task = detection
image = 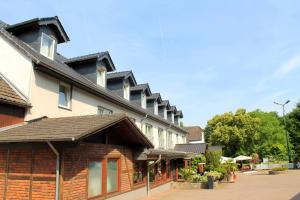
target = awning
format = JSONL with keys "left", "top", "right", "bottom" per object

{"left": 145, "top": 148, "right": 197, "bottom": 160}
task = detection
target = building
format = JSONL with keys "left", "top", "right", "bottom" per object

{"left": 186, "top": 126, "right": 205, "bottom": 144}
{"left": 0, "top": 16, "right": 193, "bottom": 199}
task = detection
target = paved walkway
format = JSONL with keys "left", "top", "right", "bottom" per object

{"left": 144, "top": 170, "right": 300, "bottom": 200}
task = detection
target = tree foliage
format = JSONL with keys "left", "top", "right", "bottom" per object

{"left": 286, "top": 102, "right": 300, "bottom": 162}
{"left": 205, "top": 108, "right": 288, "bottom": 160}
{"left": 249, "top": 110, "right": 287, "bottom": 160}
{"left": 206, "top": 108, "right": 260, "bottom": 157}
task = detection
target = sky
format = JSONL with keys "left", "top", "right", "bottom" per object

{"left": 1, "top": 1, "right": 299, "bottom": 127}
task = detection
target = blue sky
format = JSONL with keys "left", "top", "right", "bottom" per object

{"left": 1, "top": 1, "right": 299, "bottom": 127}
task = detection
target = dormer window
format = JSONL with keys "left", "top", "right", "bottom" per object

{"left": 154, "top": 100, "right": 158, "bottom": 115}
{"left": 97, "top": 67, "right": 106, "bottom": 87}
{"left": 141, "top": 93, "right": 147, "bottom": 109}
{"left": 124, "top": 83, "right": 130, "bottom": 100}
{"left": 40, "top": 33, "right": 55, "bottom": 59}
{"left": 164, "top": 108, "right": 167, "bottom": 120}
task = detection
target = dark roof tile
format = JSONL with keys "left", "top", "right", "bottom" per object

{"left": 0, "top": 113, "right": 153, "bottom": 147}
{"left": 174, "top": 143, "right": 207, "bottom": 154}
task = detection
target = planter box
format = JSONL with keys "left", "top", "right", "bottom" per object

{"left": 171, "top": 181, "right": 219, "bottom": 190}
{"left": 269, "top": 170, "right": 287, "bottom": 175}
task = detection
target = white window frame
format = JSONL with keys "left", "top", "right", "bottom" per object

{"left": 124, "top": 83, "right": 130, "bottom": 100}
{"left": 167, "top": 131, "right": 173, "bottom": 149}
{"left": 154, "top": 100, "right": 158, "bottom": 115}
{"left": 97, "top": 67, "right": 107, "bottom": 87}
{"left": 141, "top": 92, "right": 147, "bottom": 109}
{"left": 158, "top": 128, "right": 164, "bottom": 149}
{"left": 40, "top": 33, "right": 56, "bottom": 59}
{"left": 145, "top": 123, "right": 153, "bottom": 143}
{"left": 58, "top": 82, "right": 71, "bottom": 109}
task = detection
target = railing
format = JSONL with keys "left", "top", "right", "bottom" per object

{"left": 255, "top": 163, "right": 298, "bottom": 170}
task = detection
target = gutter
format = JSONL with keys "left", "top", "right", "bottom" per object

{"left": 146, "top": 154, "right": 161, "bottom": 197}
{"left": 47, "top": 142, "right": 60, "bottom": 200}
{"left": 33, "top": 63, "right": 186, "bottom": 134}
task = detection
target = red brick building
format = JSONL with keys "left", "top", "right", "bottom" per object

{"left": 0, "top": 114, "right": 155, "bottom": 200}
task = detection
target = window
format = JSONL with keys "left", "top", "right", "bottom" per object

{"left": 158, "top": 128, "right": 164, "bottom": 149}
{"left": 88, "top": 161, "right": 102, "bottom": 198}
{"left": 154, "top": 100, "right": 158, "bottom": 115}
{"left": 107, "top": 159, "right": 119, "bottom": 193}
{"left": 141, "top": 93, "right": 146, "bottom": 109}
{"left": 145, "top": 124, "right": 153, "bottom": 142}
{"left": 58, "top": 82, "right": 71, "bottom": 109}
{"left": 176, "top": 134, "right": 179, "bottom": 144}
{"left": 97, "top": 67, "right": 106, "bottom": 87}
{"left": 164, "top": 108, "right": 168, "bottom": 120}
{"left": 133, "top": 161, "right": 145, "bottom": 185}
{"left": 124, "top": 83, "right": 130, "bottom": 100}
{"left": 97, "top": 106, "right": 113, "bottom": 115}
{"left": 167, "top": 131, "right": 173, "bottom": 149}
{"left": 40, "top": 33, "right": 55, "bottom": 59}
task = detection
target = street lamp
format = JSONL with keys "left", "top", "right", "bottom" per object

{"left": 274, "top": 100, "right": 291, "bottom": 163}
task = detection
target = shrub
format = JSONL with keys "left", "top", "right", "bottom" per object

{"left": 178, "top": 168, "right": 196, "bottom": 180}
{"left": 214, "top": 166, "right": 227, "bottom": 180}
{"left": 204, "top": 164, "right": 214, "bottom": 171}
{"left": 206, "top": 171, "right": 222, "bottom": 181}
{"left": 190, "top": 174, "right": 208, "bottom": 183}
{"left": 272, "top": 167, "right": 288, "bottom": 171}
{"left": 191, "top": 154, "right": 206, "bottom": 171}
{"left": 205, "top": 150, "right": 222, "bottom": 169}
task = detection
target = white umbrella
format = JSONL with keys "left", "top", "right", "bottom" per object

{"left": 234, "top": 155, "right": 252, "bottom": 161}
{"left": 221, "top": 156, "right": 235, "bottom": 163}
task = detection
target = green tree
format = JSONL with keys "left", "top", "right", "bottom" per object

{"left": 286, "top": 102, "right": 300, "bottom": 162}
{"left": 249, "top": 110, "right": 287, "bottom": 160}
{"left": 206, "top": 108, "right": 260, "bottom": 157}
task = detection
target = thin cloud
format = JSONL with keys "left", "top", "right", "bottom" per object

{"left": 273, "top": 54, "right": 300, "bottom": 79}
{"left": 256, "top": 53, "right": 300, "bottom": 92}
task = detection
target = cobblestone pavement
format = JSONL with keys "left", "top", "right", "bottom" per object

{"left": 144, "top": 170, "right": 300, "bottom": 200}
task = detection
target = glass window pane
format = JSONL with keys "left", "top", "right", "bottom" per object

{"left": 41, "top": 34, "right": 54, "bottom": 59}
{"left": 59, "top": 85, "right": 67, "bottom": 106}
{"left": 88, "top": 161, "right": 102, "bottom": 197}
{"left": 107, "top": 160, "right": 118, "bottom": 193}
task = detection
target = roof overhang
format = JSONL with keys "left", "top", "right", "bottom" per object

{"left": 145, "top": 148, "right": 196, "bottom": 160}
{"left": 0, "top": 113, "right": 154, "bottom": 148}
{"left": 131, "top": 84, "right": 151, "bottom": 96}
{"left": 65, "top": 52, "right": 116, "bottom": 72}
{"left": 6, "top": 16, "right": 69, "bottom": 43}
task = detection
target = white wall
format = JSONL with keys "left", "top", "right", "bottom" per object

{"left": 27, "top": 71, "right": 186, "bottom": 149}
{"left": 0, "top": 36, "right": 187, "bottom": 150}
{"left": 0, "top": 36, "right": 33, "bottom": 98}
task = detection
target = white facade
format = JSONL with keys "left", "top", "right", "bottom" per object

{"left": 0, "top": 34, "right": 186, "bottom": 150}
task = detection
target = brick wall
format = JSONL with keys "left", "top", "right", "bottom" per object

{"left": 0, "top": 146, "right": 56, "bottom": 200}
{"left": 0, "top": 103, "right": 25, "bottom": 128}
{"left": 0, "top": 143, "right": 140, "bottom": 200}
{"left": 62, "top": 143, "right": 135, "bottom": 200}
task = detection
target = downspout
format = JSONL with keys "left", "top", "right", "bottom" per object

{"left": 47, "top": 142, "right": 60, "bottom": 200}
{"left": 147, "top": 154, "right": 161, "bottom": 197}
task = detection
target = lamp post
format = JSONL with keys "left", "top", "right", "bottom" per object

{"left": 274, "top": 100, "right": 291, "bottom": 163}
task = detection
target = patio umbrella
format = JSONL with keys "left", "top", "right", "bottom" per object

{"left": 234, "top": 155, "right": 252, "bottom": 161}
